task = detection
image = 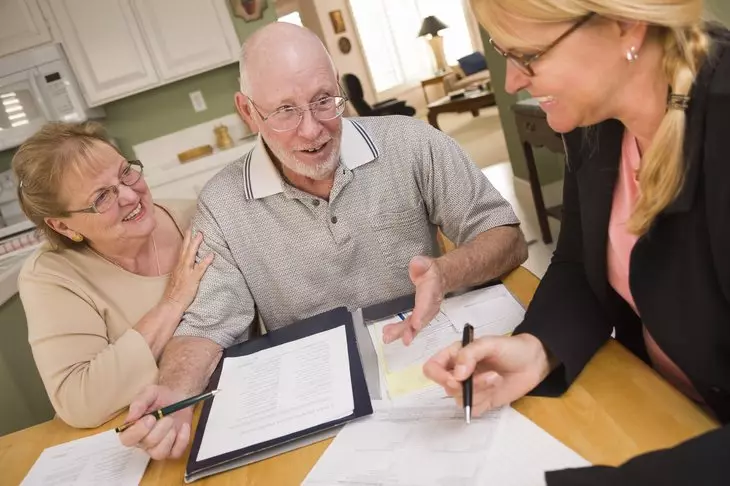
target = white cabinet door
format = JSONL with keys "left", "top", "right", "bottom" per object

{"left": 0, "top": 0, "right": 52, "bottom": 57}
{"left": 47, "top": 0, "right": 159, "bottom": 106}
{"left": 132, "top": 0, "right": 239, "bottom": 82}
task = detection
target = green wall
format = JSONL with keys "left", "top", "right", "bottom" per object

{"left": 707, "top": 0, "right": 730, "bottom": 24}
{"left": 0, "top": 1, "right": 276, "bottom": 169}
{"left": 480, "top": 29, "right": 565, "bottom": 184}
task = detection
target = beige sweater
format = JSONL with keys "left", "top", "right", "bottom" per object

{"left": 18, "top": 200, "right": 196, "bottom": 428}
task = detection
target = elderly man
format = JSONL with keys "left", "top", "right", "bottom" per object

{"left": 120, "top": 22, "right": 526, "bottom": 458}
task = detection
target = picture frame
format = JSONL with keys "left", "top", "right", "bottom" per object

{"left": 230, "top": 0, "right": 268, "bottom": 22}
{"left": 329, "top": 10, "right": 346, "bottom": 34}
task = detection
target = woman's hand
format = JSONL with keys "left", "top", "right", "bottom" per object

{"left": 164, "top": 229, "right": 214, "bottom": 313}
{"left": 423, "top": 333, "right": 554, "bottom": 416}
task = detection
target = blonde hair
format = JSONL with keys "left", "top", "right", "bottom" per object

{"left": 11, "top": 121, "right": 120, "bottom": 249}
{"left": 470, "top": 0, "right": 710, "bottom": 234}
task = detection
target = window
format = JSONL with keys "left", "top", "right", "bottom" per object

{"left": 349, "top": 0, "right": 475, "bottom": 92}
{"left": 278, "top": 11, "right": 303, "bottom": 27}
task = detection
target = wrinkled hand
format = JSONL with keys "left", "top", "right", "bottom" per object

{"left": 423, "top": 334, "right": 553, "bottom": 416}
{"left": 164, "top": 228, "right": 214, "bottom": 312}
{"left": 118, "top": 385, "right": 193, "bottom": 460}
{"left": 383, "top": 256, "right": 445, "bottom": 346}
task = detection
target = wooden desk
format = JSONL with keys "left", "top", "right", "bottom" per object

{"left": 420, "top": 72, "right": 448, "bottom": 104}
{"left": 512, "top": 99, "right": 566, "bottom": 244}
{"left": 0, "top": 267, "right": 718, "bottom": 485}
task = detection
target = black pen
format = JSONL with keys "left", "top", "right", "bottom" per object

{"left": 115, "top": 389, "right": 221, "bottom": 433}
{"left": 462, "top": 323, "right": 474, "bottom": 424}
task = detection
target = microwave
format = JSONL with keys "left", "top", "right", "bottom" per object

{"left": 0, "top": 43, "right": 104, "bottom": 151}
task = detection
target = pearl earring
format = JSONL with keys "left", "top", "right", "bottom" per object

{"left": 626, "top": 46, "right": 639, "bottom": 62}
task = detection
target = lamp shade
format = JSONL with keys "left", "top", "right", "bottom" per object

{"left": 417, "top": 15, "right": 448, "bottom": 37}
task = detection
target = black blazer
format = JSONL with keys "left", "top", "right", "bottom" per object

{"left": 515, "top": 26, "right": 730, "bottom": 485}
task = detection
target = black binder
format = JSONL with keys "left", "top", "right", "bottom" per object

{"left": 184, "top": 307, "right": 373, "bottom": 483}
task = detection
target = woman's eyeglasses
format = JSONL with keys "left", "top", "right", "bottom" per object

{"left": 66, "top": 160, "right": 144, "bottom": 215}
{"left": 490, "top": 12, "right": 596, "bottom": 77}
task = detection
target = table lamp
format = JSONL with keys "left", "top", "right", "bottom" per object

{"left": 418, "top": 15, "right": 449, "bottom": 74}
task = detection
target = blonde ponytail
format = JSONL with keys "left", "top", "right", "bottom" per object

{"left": 627, "top": 26, "right": 709, "bottom": 234}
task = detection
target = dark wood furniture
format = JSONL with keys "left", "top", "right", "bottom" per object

{"left": 512, "top": 99, "right": 566, "bottom": 244}
{"left": 427, "top": 90, "right": 497, "bottom": 130}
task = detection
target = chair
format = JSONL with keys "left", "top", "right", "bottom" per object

{"left": 443, "top": 52, "right": 491, "bottom": 93}
{"left": 342, "top": 74, "right": 416, "bottom": 117}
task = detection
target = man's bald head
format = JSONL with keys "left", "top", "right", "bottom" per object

{"left": 239, "top": 23, "right": 337, "bottom": 98}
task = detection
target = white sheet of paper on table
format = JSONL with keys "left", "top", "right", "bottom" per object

{"left": 441, "top": 284, "right": 526, "bottom": 335}
{"left": 196, "top": 325, "right": 354, "bottom": 461}
{"left": 20, "top": 430, "right": 150, "bottom": 486}
{"left": 303, "top": 402, "right": 503, "bottom": 486}
{"left": 304, "top": 404, "right": 591, "bottom": 486}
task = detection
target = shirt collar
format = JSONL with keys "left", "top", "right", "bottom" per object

{"left": 243, "top": 118, "right": 379, "bottom": 200}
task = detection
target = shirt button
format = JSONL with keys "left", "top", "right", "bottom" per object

{"left": 331, "top": 216, "right": 338, "bottom": 224}
{"left": 312, "top": 199, "right": 320, "bottom": 206}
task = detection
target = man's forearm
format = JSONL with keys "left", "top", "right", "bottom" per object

{"left": 436, "top": 226, "right": 528, "bottom": 293}
{"left": 158, "top": 336, "right": 223, "bottom": 396}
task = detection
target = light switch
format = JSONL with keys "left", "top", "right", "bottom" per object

{"left": 189, "top": 91, "right": 207, "bottom": 112}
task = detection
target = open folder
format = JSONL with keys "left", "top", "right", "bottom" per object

{"left": 184, "top": 307, "right": 373, "bottom": 483}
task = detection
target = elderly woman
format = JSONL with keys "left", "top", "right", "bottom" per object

{"left": 12, "top": 122, "right": 213, "bottom": 428}
{"left": 425, "top": 0, "right": 730, "bottom": 483}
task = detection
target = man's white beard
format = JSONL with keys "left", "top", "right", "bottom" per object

{"left": 268, "top": 139, "right": 341, "bottom": 180}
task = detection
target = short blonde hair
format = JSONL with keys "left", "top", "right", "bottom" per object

{"left": 470, "top": 0, "right": 709, "bottom": 235}
{"left": 12, "top": 121, "right": 121, "bottom": 249}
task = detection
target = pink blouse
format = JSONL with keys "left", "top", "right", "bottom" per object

{"left": 606, "top": 130, "right": 704, "bottom": 402}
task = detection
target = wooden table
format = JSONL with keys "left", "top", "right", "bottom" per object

{"left": 512, "top": 99, "right": 566, "bottom": 244}
{"left": 427, "top": 90, "right": 497, "bottom": 130}
{"left": 420, "top": 72, "right": 449, "bottom": 104}
{"left": 0, "top": 267, "right": 719, "bottom": 485}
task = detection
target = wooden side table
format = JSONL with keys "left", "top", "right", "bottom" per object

{"left": 511, "top": 99, "right": 566, "bottom": 244}
{"left": 420, "top": 72, "right": 448, "bottom": 104}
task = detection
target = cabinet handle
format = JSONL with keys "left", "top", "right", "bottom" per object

{"left": 526, "top": 122, "right": 536, "bottom": 132}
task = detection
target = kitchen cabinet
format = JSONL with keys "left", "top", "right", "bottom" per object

{"left": 132, "top": 0, "right": 239, "bottom": 82}
{"left": 46, "top": 0, "right": 159, "bottom": 106}
{"left": 0, "top": 0, "right": 52, "bottom": 57}
{"left": 43, "top": 0, "right": 239, "bottom": 106}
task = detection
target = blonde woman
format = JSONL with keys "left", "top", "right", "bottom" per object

{"left": 425, "top": 0, "right": 730, "bottom": 482}
{"left": 13, "top": 122, "right": 213, "bottom": 428}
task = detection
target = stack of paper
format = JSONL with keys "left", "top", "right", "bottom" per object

{"left": 196, "top": 326, "right": 354, "bottom": 461}
{"left": 368, "top": 284, "right": 526, "bottom": 399}
{"left": 21, "top": 430, "right": 149, "bottom": 486}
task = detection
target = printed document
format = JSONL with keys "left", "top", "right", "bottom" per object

{"left": 304, "top": 404, "right": 590, "bottom": 486}
{"left": 196, "top": 326, "right": 354, "bottom": 461}
{"left": 20, "top": 430, "right": 149, "bottom": 486}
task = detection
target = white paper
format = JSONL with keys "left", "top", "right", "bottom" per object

{"left": 380, "top": 310, "right": 458, "bottom": 373}
{"left": 304, "top": 402, "right": 502, "bottom": 486}
{"left": 304, "top": 405, "right": 591, "bottom": 486}
{"left": 21, "top": 430, "right": 149, "bottom": 486}
{"left": 483, "top": 407, "right": 591, "bottom": 485}
{"left": 441, "top": 284, "right": 525, "bottom": 335}
{"left": 374, "top": 285, "right": 525, "bottom": 377}
{"left": 196, "top": 326, "right": 354, "bottom": 461}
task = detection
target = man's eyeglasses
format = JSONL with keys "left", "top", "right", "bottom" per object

{"left": 489, "top": 12, "right": 595, "bottom": 77}
{"left": 66, "top": 160, "right": 144, "bottom": 215}
{"left": 248, "top": 92, "right": 349, "bottom": 132}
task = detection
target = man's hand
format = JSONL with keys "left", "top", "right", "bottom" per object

{"left": 118, "top": 385, "right": 193, "bottom": 460}
{"left": 383, "top": 255, "right": 445, "bottom": 345}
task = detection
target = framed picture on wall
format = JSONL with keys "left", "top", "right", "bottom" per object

{"left": 230, "top": 0, "right": 268, "bottom": 22}
{"left": 329, "top": 10, "right": 346, "bottom": 34}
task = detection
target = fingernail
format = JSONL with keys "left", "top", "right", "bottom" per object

{"left": 455, "top": 365, "right": 467, "bottom": 377}
{"left": 143, "top": 415, "right": 156, "bottom": 428}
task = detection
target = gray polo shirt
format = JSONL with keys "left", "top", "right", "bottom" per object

{"left": 177, "top": 116, "right": 520, "bottom": 347}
